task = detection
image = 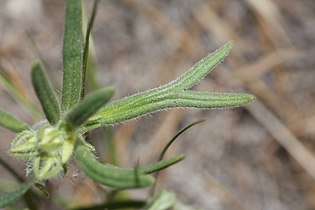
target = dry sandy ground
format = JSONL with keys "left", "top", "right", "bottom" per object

{"left": 1, "top": 0, "right": 315, "bottom": 209}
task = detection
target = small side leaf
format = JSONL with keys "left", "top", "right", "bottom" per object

{"left": 0, "top": 183, "right": 32, "bottom": 208}
{"left": 64, "top": 87, "right": 114, "bottom": 130}
{"left": 31, "top": 59, "right": 60, "bottom": 125}
{"left": 0, "top": 108, "right": 29, "bottom": 132}
{"left": 139, "top": 155, "right": 184, "bottom": 174}
{"left": 75, "top": 145, "right": 154, "bottom": 189}
{"left": 61, "top": 0, "right": 83, "bottom": 112}
{"left": 169, "top": 41, "right": 233, "bottom": 90}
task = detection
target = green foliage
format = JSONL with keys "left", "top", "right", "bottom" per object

{"left": 0, "top": 109, "right": 29, "bottom": 133}
{"left": 75, "top": 144, "right": 185, "bottom": 189}
{"left": 63, "top": 87, "right": 114, "bottom": 130}
{"left": 61, "top": 0, "right": 83, "bottom": 112}
{"left": 0, "top": 183, "right": 32, "bottom": 208}
{"left": 31, "top": 59, "right": 60, "bottom": 125}
{"left": 0, "top": 0, "right": 254, "bottom": 209}
{"left": 139, "top": 155, "right": 185, "bottom": 174}
{"left": 75, "top": 145, "right": 155, "bottom": 189}
{"left": 0, "top": 69, "right": 42, "bottom": 119}
{"left": 85, "top": 42, "right": 254, "bottom": 130}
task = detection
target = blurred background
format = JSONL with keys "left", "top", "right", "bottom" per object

{"left": 1, "top": 0, "right": 315, "bottom": 209}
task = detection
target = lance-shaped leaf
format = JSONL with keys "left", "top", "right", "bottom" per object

{"left": 0, "top": 183, "right": 32, "bottom": 208}
{"left": 0, "top": 108, "right": 29, "bottom": 132}
{"left": 75, "top": 145, "right": 154, "bottom": 189}
{"left": 31, "top": 59, "right": 60, "bottom": 125}
{"left": 85, "top": 42, "right": 254, "bottom": 131}
{"left": 64, "top": 87, "right": 114, "bottom": 130}
{"left": 139, "top": 155, "right": 184, "bottom": 174}
{"left": 159, "top": 120, "right": 204, "bottom": 161}
{"left": 0, "top": 69, "right": 42, "bottom": 119}
{"left": 168, "top": 41, "right": 232, "bottom": 91}
{"left": 81, "top": 0, "right": 100, "bottom": 97}
{"left": 61, "top": 0, "right": 83, "bottom": 112}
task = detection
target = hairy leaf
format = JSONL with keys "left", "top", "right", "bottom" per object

{"left": 75, "top": 145, "right": 154, "bottom": 189}
{"left": 61, "top": 0, "right": 83, "bottom": 112}
{"left": 85, "top": 42, "right": 254, "bottom": 131}
{"left": 31, "top": 59, "right": 60, "bottom": 124}
{"left": 64, "top": 87, "right": 114, "bottom": 130}
{"left": 0, "top": 108, "right": 29, "bottom": 132}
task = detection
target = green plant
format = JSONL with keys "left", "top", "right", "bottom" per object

{"left": 0, "top": 0, "right": 254, "bottom": 209}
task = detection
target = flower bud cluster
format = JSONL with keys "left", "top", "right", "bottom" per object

{"left": 10, "top": 123, "right": 76, "bottom": 180}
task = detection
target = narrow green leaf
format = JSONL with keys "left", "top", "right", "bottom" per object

{"left": 61, "top": 0, "right": 83, "bottom": 112}
{"left": 168, "top": 91, "right": 255, "bottom": 109}
{"left": 31, "top": 59, "right": 60, "bottom": 125}
{"left": 159, "top": 120, "right": 204, "bottom": 160}
{"left": 139, "top": 155, "right": 184, "bottom": 174}
{"left": 75, "top": 145, "right": 154, "bottom": 189}
{"left": 0, "top": 108, "right": 29, "bottom": 132}
{"left": 85, "top": 42, "right": 254, "bottom": 131}
{"left": 64, "top": 87, "right": 114, "bottom": 130}
{"left": 84, "top": 92, "right": 253, "bottom": 130}
{"left": 0, "top": 69, "right": 42, "bottom": 119}
{"left": 0, "top": 183, "right": 32, "bottom": 208}
{"left": 150, "top": 121, "right": 204, "bottom": 193}
{"left": 168, "top": 41, "right": 233, "bottom": 91}
{"left": 81, "top": 0, "right": 100, "bottom": 97}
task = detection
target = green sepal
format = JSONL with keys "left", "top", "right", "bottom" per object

{"left": 37, "top": 126, "right": 63, "bottom": 154}
{"left": 0, "top": 108, "right": 29, "bottom": 133}
{"left": 64, "top": 87, "right": 114, "bottom": 130}
{"left": 10, "top": 130, "right": 37, "bottom": 159}
{"left": 75, "top": 145, "right": 154, "bottom": 189}
{"left": 61, "top": 0, "right": 83, "bottom": 112}
{"left": 0, "top": 183, "right": 32, "bottom": 208}
{"left": 61, "top": 132, "right": 77, "bottom": 164}
{"left": 32, "top": 155, "right": 62, "bottom": 180}
{"left": 31, "top": 59, "right": 60, "bottom": 125}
